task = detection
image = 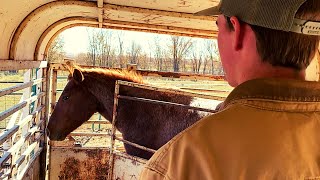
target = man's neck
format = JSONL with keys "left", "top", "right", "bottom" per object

{"left": 238, "top": 63, "right": 306, "bottom": 86}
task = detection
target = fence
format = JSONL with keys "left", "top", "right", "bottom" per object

{"left": 0, "top": 60, "right": 48, "bottom": 179}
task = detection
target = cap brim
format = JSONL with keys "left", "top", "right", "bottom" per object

{"left": 194, "top": 6, "right": 221, "bottom": 16}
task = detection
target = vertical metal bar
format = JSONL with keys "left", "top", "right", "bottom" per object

{"left": 50, "top": 70, "right": 57, "bottom": 112}
{"left": 40, "top": 67, "right": 50, "bottom": 180}
{"left": 108, "top": 80, "right": 120, "bottom": 180}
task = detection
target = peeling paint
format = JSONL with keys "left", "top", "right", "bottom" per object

{"left": 50, "top": 148, "right": 146, "bottom": 180}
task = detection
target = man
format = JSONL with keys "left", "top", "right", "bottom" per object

{"left": 140, "top": 0, "right": 320, "bottom": 179}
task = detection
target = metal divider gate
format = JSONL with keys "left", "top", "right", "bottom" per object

{"left": 0, "top": 60, "right": 49, "bottom": 179}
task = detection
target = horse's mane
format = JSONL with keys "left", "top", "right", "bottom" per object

{"left": 64, "top": 61, "right": 144, "bottom": 84}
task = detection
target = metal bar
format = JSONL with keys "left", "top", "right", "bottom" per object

{"left": 0, "top": 122, "right": 43, "bottom": 168}
{"left": 179, "top": 87, "right": 231, "bottom": 93}
{"left": 0, "top": 78, "right": 44, "bottom": 97}
{"left": 0, "top": 132, "right": 32, "bottom": 167}
{"left": 0, "top": 60, "right": 47, "bottom": 71}
{"left": 18, "top": 106, "right": 44, "bottom": 129}
{"left": 84, "top": 120, "right": 109, "bottom": 124}
{"left": 70, "top": 132, "right": 110, "bottom": 136}
{"left": 40, "top": 67, "right": 50, "bottom": 180}
{"left": 0, "top": 92, "right": 45, "bottom": 122}
{"left": 0, "top": 125, "right": 19, "bottom": 145}
{"left": 0, "top": 106, "right": 44, "bottom": 152}
{"left": 108, "top": 81, "right": 120, "bottom": 180}
{"left": 16, "top": 146, "right": 43, "bottom": 179}
{"left": 114, "top": 136, "right": 156, "bottom": 153}
{"left": 0, "top": 171, "right": 11, "bottom": 179}
{"left": 0, "top": 102, "right": 27, "bottom": 122}
{"left": 118, "top": 80, "right": 225, "bottom": 101}
{"left": 119, "top": 95, "right": 217, "bottom": 113}
{"left": 50, "top": 70, "right": 57, "bottom": 111}
{"left": 0, "top": 81, "right": 23, "bottom": 83}
{"left": 15, "top": 155, "right": 25, "bottom": 169}
{"left": 29, "top": 119, "right": 44, "bottom": 134}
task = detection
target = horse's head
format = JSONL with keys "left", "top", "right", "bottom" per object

{"left": 47, "top": 67, "right": 100, "bottom": 140}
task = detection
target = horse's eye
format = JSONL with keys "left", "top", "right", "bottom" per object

{"left": 62, "top": 96, "right": 69, "bottom": 101}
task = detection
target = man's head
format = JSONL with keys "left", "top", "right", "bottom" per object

{"left": 197, "top": 0, "right": 320, "bottom": 87}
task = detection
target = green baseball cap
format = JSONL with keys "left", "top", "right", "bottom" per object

{"left": 195, "top": 0, "right": 320, "bottom": 36}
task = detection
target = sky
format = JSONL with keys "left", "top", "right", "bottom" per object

{"left": 60, "top": 27, "right": 170, "bottom": 57}
{"left": 59, "top": 26, "right": 218, "bottom": 58}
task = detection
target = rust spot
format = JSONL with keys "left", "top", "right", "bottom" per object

{"left": 59, "top": 157, "right": 81, "bottom": 180}
{"left": 59, "top": 149, "right": 110, "bottom": 179}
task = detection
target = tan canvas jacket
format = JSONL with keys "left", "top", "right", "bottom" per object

{"left": 140, "top": 78, "right": 320, "bottom": 180}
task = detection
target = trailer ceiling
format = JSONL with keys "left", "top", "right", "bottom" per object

{"left": 0, "top": 0, "right": 219, "bottom": 61}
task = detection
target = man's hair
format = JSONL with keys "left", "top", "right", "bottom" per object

{"left": 226, "top": 0, "right": 320, "bottom": 70}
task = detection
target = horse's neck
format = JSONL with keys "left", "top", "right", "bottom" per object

{"left": 84, "top": 76, "right": 115, "bottom": 121}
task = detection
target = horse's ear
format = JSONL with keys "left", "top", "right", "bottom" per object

{"left": 73, "top": 68, "right": 84, "bottom": 83}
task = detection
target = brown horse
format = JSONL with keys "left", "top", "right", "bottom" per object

{"left": 47, "top": 64, "right": 220, "bottom": 159}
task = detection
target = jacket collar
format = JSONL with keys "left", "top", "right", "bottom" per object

{"left": 224, "top": 78, "right": 320, "bottom": 107}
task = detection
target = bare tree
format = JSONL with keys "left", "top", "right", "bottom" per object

{"left": 138, "top": 52, "right": 149, "bottom": 70}
{"left": 192, "top": 52, "right": 202, "bottom": 73}
{"left": 169, "top": 36, "right": 193, "bottom": 72}
{"left": 117, "top": 32, "right": 126, "bottom": 68}
{"left": 204, "top": 39, "right": 221, "bottom": 75}
{"left": 75, "top": 52, "right": 90, "bottom": 65}
{"left": 152, "top": 35, "right": 166, "bottom": 71}
{"left": 87, "top": 28, "right": 98, "bottom": 66}
{"left": 47, "top": 35, "right": 65, "bottom": 63}
{"left": 87, "top": 28, "right": 114, "bottom": 67}
{"left": 128, "top": 41, "right": 141, "bottom": 64}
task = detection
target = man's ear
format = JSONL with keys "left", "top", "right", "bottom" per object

{"left": 230, "top": 16, "right": 244, "bottom": 50}
{"left": 73, "top": 68, "right": 84, "bottom": 83}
